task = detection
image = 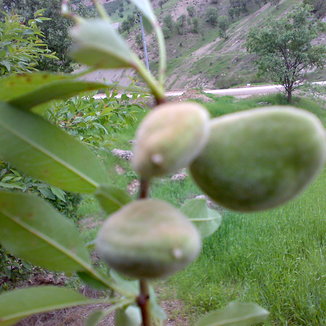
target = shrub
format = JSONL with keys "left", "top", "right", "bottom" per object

{"left": 218, "top": 15, "right": 230, "bottom": 38}
{"left": 0, "top": 11, "right": 57, "bottom": 76}
{"left": 2, "top": 0, "right": 92, "bottom": 72}
{"left": 176, "top": 14, "right": 186, "bottom": 35}
{"left": 187, "top": 5, "right": 195, "bottom": 17}
{"left": 205, "top": 7, "right": 218, "bottom": 26}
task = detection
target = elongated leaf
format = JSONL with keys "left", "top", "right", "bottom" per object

{"left": 0, "top": 72, "right": 69, "bottom": 102}
{"left": 149, "top": 286, "right": 167, "bottom": 324}
{"left": 0, "top": 286, "right": 97, "bottom": 326}
{"left": 0, "top": 102, "right": 109, "bottom": 193}
{"left": 95, "top": 185, "right": 132, "bottom": 215}
{"left": 86, "top": 310, "right": 106, "bottom": 326}
{"left": 131, "top": 0, "right": 158, "bottom": 33}
{"left": 0, "top": 191, "right": 91, "bottom": 273}
{"left": 195, "top": 302, "right": 269, "bottom": 326}
{"left": 130, "top": 0, "right": 156, "bottom": 32}
{"left": 77, "top": 271, "right": 109, "bottom": 291}
{"left": 70, "top": 19, "right": 138, "bottom": 69}
{"left": 50, "top": 186, "right": 66, "bottom": 202}
{"left": 10, "top": 80, "right": 108, "bottom": 111}
{"left": 181, "top": 198, "right": 222, "bottom": 238}
{"left": 110, "top": 271, "right": 138, "bottom": 297}
{"left": 115, "top": 306, "right": 142, "bottom": 326}
{"left": 0, "top": 72, "right": 110, "bottom": 111}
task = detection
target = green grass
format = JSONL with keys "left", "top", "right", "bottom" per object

{"left": 169, "top": 168, "right": 326, "bottom": 325}
{"left": 163, "top": 94, "right": 326, "bottom": 325}
{"left": 200, "top": 94, "right": 326, "bottom": 124}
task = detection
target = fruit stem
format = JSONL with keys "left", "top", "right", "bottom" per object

{"left": 137, "top": 180, "right": 151, "bottom": 325}
{"left": 139, "top": 179, "right": 149, "bottom": 199}
{"left": 137, "top": 279, "right": 151, "bottom": 326}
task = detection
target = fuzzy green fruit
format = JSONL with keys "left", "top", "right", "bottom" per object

{"left": 132, "top": 102, "right": 209, "bottom": 179}
{"left": 96, "top": 199, "right": 201, "bottom": 279}
{"left": 190, "top": 107, "right": 326, "bottom": 212}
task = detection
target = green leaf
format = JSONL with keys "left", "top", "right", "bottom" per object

{"left": 0, "top": 72, "right": 70, "bottom": 102}
{"left": 142, "top": 16, "right": 154, "bottom": 34}
{"left": 11, "top": 81, "right": 108, "bottom": 111}
{"left": 0, "top": 286, "right": 97, "bottom": 326}
{"left": 0, "top": 60, "right": 11, "bottom": 72}
{"left": 110, "top": 271, "right": 138, "bottom": 297}
{"left": 129, "top": 0, "right": 156, "bottom": 26}
{"left": 86, "top": 310, "right": 106, "bottom": 326}
{"left": 77, "top": 271, "right": 109, "bottom": 291}
{"left": 95, "top": 185, "right": 132, "bottom": 215}
{"left": 70, "top": 19, "right": 138, "bottom": 69}
{"left": 37, "top": 185, "right": 56, "bottom": 200}
{"left": 0, "top": 72, "right": 109, "bottom": 111}
{"left": 195, "top": 302, "right": 269, "bottom": 326}
{"left": 149, "top": 286, "right": 167, "bottom": 324}
{"left": 0, "top": 182, "right": 25, "bottom": 190}
{"left": 0, "top": 191, "right": 91, "bottom": 273}
{"left": 181, "top": 198, "right": 222, "bottom": 238}
{"left": 50, "top": 186, "right": 66, "bottom": 202}
{"left": 0, "top": 102, "right": 109, "bottom": 193}
{"left": 115, "top": 306, "right": 142, "bottom": 326}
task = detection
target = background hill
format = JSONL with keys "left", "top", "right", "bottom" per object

{"left": 82, "top": 0, "right": 326, "bottom": 90}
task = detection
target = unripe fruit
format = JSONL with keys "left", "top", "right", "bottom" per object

{"left": 132, "top": 102, "right": 209, "bottom": 179}
{"left": 96, "top": 199, "right": 201, "bottom": 279}
{"left": 190, "top": 107, "right": 326, "bottom": 212}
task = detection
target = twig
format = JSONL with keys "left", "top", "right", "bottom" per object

{"left": 137, "top": 279, "right": 151, "bottom": 326}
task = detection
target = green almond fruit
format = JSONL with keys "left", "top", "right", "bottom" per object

{"left": 132, "top": 102, "right": 209, "bottom": 179}
{"left": 96, "top": 199, "right": 201, "bottom": 279}
{"left": 190, "top": 106, "right": 326, "bottom": 212}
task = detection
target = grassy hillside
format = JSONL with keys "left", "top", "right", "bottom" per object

{"left": 156, "top": 0, "right": 298, "bottom": 89}
{"left": 105, "top": 0, "right": 325, "bottom": 90}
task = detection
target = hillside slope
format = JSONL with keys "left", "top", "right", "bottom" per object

{"left": 156, "top": 0, "right": 324, "bottom": 89}
{"left": 82, "top": 0, "right": 325, "bottom": 90}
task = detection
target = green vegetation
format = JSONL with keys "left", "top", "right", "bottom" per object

{"left": 304, "top": 0, "right": 326, "bottom": 17}
{"left": 1, "top": 0, "right": 91, "bottom": 72}
{"left": 247, "top": 5, "right": 326, "bottom": 102}
{"left": 156, "top": 0, "right": 325, "bottom": 90}
{"left": 0, "top": 11, "right": 57, "bottom": 75}
{"left": 205, "top": 8, "right": 218, "bottom": 27}
{"left": 73, "top": 93, "right": 326, "bottom": 325}
{"left": 170, "top": 167, "right": 326, "bottom": 325}
{"left": 0, "top": 0, "right": 325, "bottom": 325}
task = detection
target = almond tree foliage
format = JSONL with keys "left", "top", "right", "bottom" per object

{"left": 247, "top": 5, "right": 326, "bottom": 102}
{"left": 0, "top": 11, "right": 57, "bottom": 75}
{"left": 1, "top": 0, "right": 91, "bottom": 72}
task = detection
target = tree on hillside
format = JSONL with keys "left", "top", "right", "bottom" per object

{"left": 218, "top": 15, "right": 230, "bottom": 39}
{"left": 205, "top": 7, "right": 218, "bottom": 26}
{"left": 247, "top": 5, "right": 326, "bottom": 102}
